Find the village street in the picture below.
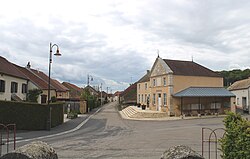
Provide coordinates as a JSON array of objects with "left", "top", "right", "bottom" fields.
[{"left": 15, "top": 102, "right": 226, "bottom": 159}]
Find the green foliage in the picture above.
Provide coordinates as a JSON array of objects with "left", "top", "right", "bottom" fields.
[
  {"left": 51, "top": 96, "right": 57, "bottom": 103},
  {"left": 81, "top": 88, "right": 101, "bottom": 111},
  {"left": 0, "top": 100, "right": 63, "bottom": 130},
  {"left": 27, "top": 88, "right": 42, "bottom": 103},
  {"left": 67, "top": 111, "right": 78, "bottom": 119},
  {"left": 217, "top": 69, "right": 250, "bottom": 87},
  {"left": 219, "top": 112, "right": 250, "bottom": 159}
]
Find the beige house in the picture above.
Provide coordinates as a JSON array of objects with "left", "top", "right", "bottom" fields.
[
  {"left": 228, "top": 77, "right": 250, "bottom": 114},
  {"left": 137, "top": 57, "right": 235, "bottom": 116},
  {"left": 0, "top": 56, "right": 28, "bottom": 101}
]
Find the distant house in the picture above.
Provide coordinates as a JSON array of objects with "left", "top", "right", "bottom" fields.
[
  {"left": 137, "top": 56, "right": 235, "bottom": 116},
  {"left": 113, "top": 91, "right": 123, "bottom": 102},
  {"left": 228, "top": 77, "right": 250, "bottom": 114},
  {"left": 16, "top": 63, "right": 69, "bottom": 103},
  {"left": 83, "top": 85, "right": 99, "bottom": 97},
  {"left": 62, "top": 82, "right": 83, "bottom": 101},
  {"left": 121, "top": 83, "right": 137, "bottom": 104},
  {"left": 0, "top": 56, "right": 28, "bottom": 101}
]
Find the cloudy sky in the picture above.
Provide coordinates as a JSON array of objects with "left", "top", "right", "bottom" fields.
[{"left": 1, "top": 0, "right": 250, "bottom": 91}]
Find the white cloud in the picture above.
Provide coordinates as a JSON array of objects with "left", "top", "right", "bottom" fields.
[{"left": 1, "top": 0, "right": 250, "bottom": 91}]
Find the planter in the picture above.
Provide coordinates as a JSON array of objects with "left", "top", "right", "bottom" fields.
[{"left": 142, "top": 105, "right": 146, "bottom": 110}]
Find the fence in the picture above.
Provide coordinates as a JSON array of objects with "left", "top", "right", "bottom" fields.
[
  {"left": 201, "top": 127, "right": 225, "bottom": 159},
  {"left": 0, "top": 124, "right": 16, "bottom": 157}
]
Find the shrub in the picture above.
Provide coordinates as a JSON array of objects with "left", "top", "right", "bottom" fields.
[{"left": 219, "top": 111, "right": 250, "bottom": 159}]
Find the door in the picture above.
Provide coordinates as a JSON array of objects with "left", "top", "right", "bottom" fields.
[
  {"left": 158, "top": 93, "right": 161, "bottom": 111},
  {"left": 242, "top": 97, "right": 247, "bottom": 110}
]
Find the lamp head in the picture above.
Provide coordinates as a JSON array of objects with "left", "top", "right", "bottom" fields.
[{"left": 54, "top": 48, "right": 61, "bottom": 56}]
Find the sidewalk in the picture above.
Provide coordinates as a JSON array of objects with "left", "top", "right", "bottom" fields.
[
  {"left": 120, "top": 106, "right": 228, "bottom": 121},
  {"left": 16, "top": 111, "right": 94, "bottom": 142}
]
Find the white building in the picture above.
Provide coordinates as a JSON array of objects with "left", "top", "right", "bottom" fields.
[
  {"left": 228, "top": 77, "right": 250, "bottom": 114},
  {"left": 0, "top": 56, "right": 28, "bottom": 101}
]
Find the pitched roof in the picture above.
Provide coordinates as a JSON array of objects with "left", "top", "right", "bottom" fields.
[
  {"left": 164, "top": 59, "right": 220, "bottom": 77},
  {"left": 62, "top": 82, "right": 82, "bottom": 92},
  {"left": 52, "top": 79, "right": 69, "bottom": 91},
  {"left": 62, "top": 82, "right": 82, "bottom": 100},
  {"left": 173, "top": 87, "right": 235, "bottom": 97},
  {"left": 28, "top": 68, "right": 68, "bottom": 92},
  {"left": 138, "top": 70, "right": 150, "bottom": 83},
  {"left": 228, "top": 78, "right": 250, "bottom": 91},
  {"left": 0, "top": 56, "right": 28, "bottom": 80},
  {"left": 15, "top": 65, "right": 50, "bottom": 90},
  {"left": 121, "top": 83, "right": 137, "bottom": 102}
]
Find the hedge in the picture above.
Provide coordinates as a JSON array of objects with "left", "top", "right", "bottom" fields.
[{"left": 0, "top": 100, "right": 64, "bottom": 130}]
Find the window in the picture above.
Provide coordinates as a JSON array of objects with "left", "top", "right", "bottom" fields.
[
  {"left": 11, "top": 82, "right": 18, "bottom": 93},
  {"left": 22, "top": 84, "right": 27, "bottom": 93},
  {"left": 153, "top": 94, "right": 156, "bottom": 104},
  {"left": 236, "top": 98, "right": 239, "bottom": 105},
  {"left": 153, "top": 79, "right": 156, "bottom": 87},
  {"left": 163, "top": 77, "right": 166, "bottom": 86},
  {"left": 0, "top": 80, "right": 5, "bottom": 92},
  {"left": 142, "top": 94, "right": 144, "bottom": 103},
  {"left": 145, "top": 94, "right": 147, "bottom": 102},
  {"left": 138, "top": 84, "right": 140, "bottom": 90},
  {"left": 138, "top": 94, "right": 140, "bottom": 103},
  {"left": 145, "top": 83, "right": 147, "bottom": 90},
  {"left": 163, "top": 93, "right": 167, "bottom": 105}
]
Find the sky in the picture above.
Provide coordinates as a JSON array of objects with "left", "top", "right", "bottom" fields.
[{"left": 0, "top": 0, "right": 250, "bottom": 92}]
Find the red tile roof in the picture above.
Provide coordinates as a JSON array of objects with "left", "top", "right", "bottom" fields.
[
  {"left": 15, "top": 65, "right": 50, "bottom": 90},
  {"left": 62, "top": 82, "right": 82, "bottom": 100},
  {"left": 0, "top": 56, "right": 28, "bottom": 80},
  {"left": 164, "top": 59, "right": 220, "bottom": 77},
  {"left": 31, "top": 69, "right": 68, "bottom": 92}
]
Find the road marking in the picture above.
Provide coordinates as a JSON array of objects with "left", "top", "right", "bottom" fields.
[{"left": 16, "top": 107, "right": 102, "bottom": 143}]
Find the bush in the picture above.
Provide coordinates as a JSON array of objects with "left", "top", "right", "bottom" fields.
[
  {"left": 67, "top": 111, "right": 78, "bottom": 119},
  {"left": 0, "top": 100, "right": 63, "bottom": 130},
  {"left": 219, "top": 112, "right": 250, "bottom": 159}
]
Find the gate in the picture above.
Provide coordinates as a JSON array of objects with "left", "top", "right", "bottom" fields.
[
  {"left": 201, "top": 127, "right": 225, "bottom": 159},
  {"left": 0, "top": 124, "right": 16, "bottom": 156}
]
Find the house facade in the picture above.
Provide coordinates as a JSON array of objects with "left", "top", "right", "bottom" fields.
[
  {"left": 0, "top": 56, "right": 28, "bottom": 101},
  {"left": 137, "top": 57, "right": 235, "bottom": 116},
  {"left": 228, "top": 77, "right": 250, "bottom": 114}
]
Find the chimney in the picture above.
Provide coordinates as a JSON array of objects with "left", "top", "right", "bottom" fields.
[
  {"left": 26, "top": 62, "right": 31, "bottom": 68},
  {"left": 147, "top": 70, "right": 150, "bottom": 74}
]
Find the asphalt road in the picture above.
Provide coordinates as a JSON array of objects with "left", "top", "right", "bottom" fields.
[{"left": 14, "top": 101, "right": 228, "bottom": 159}]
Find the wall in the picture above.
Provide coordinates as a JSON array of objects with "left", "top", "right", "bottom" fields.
[
  {"left": 173, "top": 75, "right": 223, "bottom": 94},
  {"left": 137, "top": 81, "right": 151, "bottom": 105},
  {"left": 230, "top": 89, "right": 249, "bottom": 109},
  {"left": 0, "top": 74, "right": 27, "bottom": 101}
]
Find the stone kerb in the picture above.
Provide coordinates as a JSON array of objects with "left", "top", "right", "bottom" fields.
[{"left": 0, "top": 141, "right": 58, "bottom": 159}]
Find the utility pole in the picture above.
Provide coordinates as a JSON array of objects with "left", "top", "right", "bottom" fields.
[{"left": 100, "top": 83, "right": 103, "bottom": 107}]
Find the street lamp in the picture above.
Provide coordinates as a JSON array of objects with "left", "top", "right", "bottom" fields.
[{"left": 47, "top": 42, "right": 61, "bottom": 130}]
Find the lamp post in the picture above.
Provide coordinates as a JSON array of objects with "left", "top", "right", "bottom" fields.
[
  {"left": 47, "top": 42, "right": 61, "bottom": 130},
  {"left": 87, "top": 74, "right": 93, "bottom": 86}
]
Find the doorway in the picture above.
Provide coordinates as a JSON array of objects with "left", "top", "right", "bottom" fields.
[{"left": 158, "top": 93, "right": 161, "bottom": 111}]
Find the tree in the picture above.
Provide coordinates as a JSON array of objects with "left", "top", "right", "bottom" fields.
[
  {"left": 219, "top": 112, "right": 250, "bottom": 159},
  {"left": 27, "top": 89, "right": 42, "bottom": 103}
]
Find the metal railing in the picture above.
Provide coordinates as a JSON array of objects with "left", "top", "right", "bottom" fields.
[
  {"left": 0, "top": 124, "right": 16, "bottom": 156},
  {"left": 201, "top": 127, "right": 225, "bottom": 159}
]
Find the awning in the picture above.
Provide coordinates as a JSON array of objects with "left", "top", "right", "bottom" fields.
[{"left": 173, "top": 87, "right": 235, "bottom": 97}]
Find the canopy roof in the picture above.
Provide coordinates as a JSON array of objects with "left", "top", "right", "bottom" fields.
[{"left": 173, "top": 87, "right": 235, "bottom": 97}]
